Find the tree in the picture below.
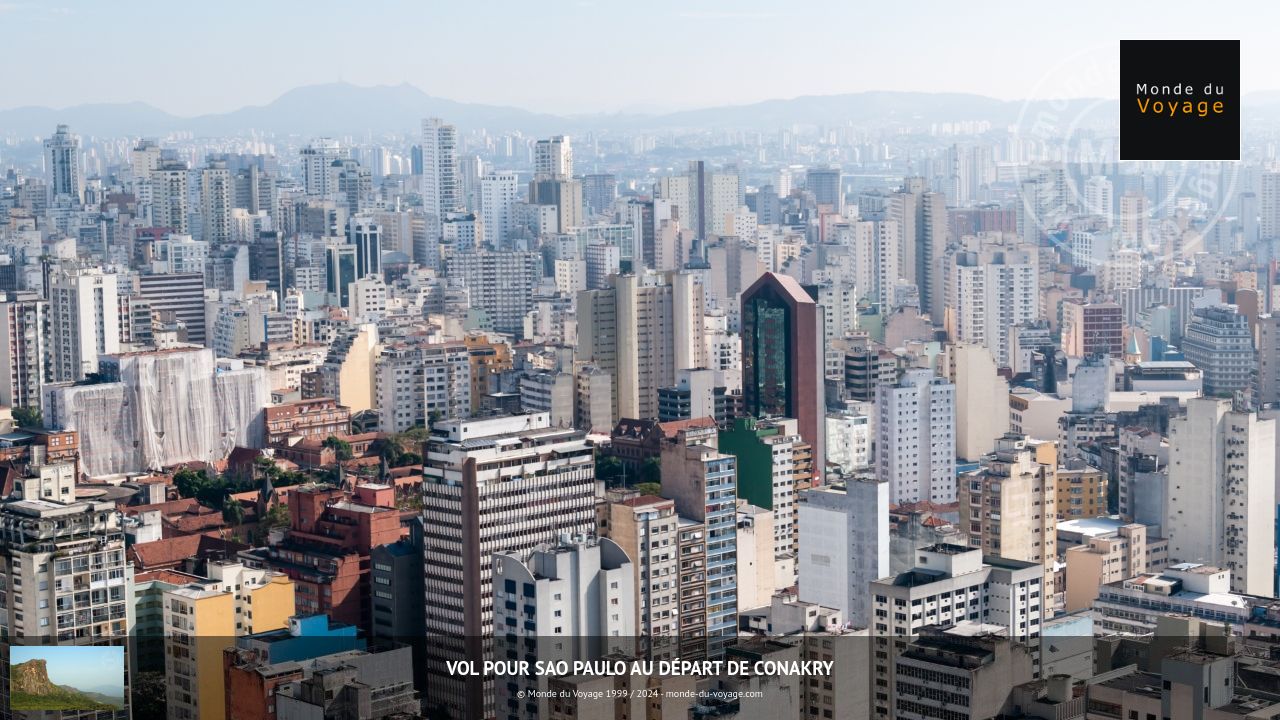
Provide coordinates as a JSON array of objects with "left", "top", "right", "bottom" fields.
[
  {"left": 595, "top": 454, "right": 624, "bottom": 486},
  {"left": 322, "top": 435, "right": 354, "bottom": 461},
  {"left": 263, "top": 503, "right": 290, "bottom": 528},
  {"left": 221, "top": 498, "right": 246, "bottom": 526},
  {"left": 129, "top": 671, "right": 166, "bottom": 720},
  {"left": 12, "top": 406, "right": 41, "bottom": 429},
  {"left": 633, "top": 482, "right": 662, "bottom": 497},
  {"left": 639, "top": 457, "right": 662, "bottom": 485}
]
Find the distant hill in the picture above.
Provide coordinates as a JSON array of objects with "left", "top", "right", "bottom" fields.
[
  {"left": 5, "top": 83, "right": 1280, "bottom": 138},
  {"left": 9, "top": 659, "right": 121, "bottom": 711}
]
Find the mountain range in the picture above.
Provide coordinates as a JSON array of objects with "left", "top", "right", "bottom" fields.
[{"left": 4, "top": 82, "right": 1280, "bottom": 139}]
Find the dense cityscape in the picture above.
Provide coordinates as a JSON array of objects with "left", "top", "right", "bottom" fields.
[{"left": 3, "top": 21, "right": 1280, "bottom": 719}]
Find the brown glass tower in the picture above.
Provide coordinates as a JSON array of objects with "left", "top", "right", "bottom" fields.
[{"left": 740, "top": 272, "right": 825, "bottom": 476}]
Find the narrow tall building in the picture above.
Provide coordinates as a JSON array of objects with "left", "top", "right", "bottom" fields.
[
  {"left": 48, "top": 266, "right": 120, "bottom": 382},
  {"left": 1164, "top": 397, "right": 1276, "bottom": 595},
  {"left": 958, "top": 434, "right": 1058, "bottom": 596},
  {"left": 0, "top": 291, "right": 48, "bottom": 410},
  {"left": 740, "top": 272, "right": 825, "bottom": 474},
  {"left": 420, "top": 118, "right": 459, "bottom": 254},
  {"left": 876, "top": 368, "right": 957, "bottom": 503},
  {"left": 44, "top": 123, "right": 83, "bottom": 203},
  {"left": 578, "top": 271, "right": 705, "bottom": 420},
  {"left": 797, "top": 474, "right": 888, "bottom": 628},
  {"left": 659, "top": 423, "right": 738, "bottom": 656}
]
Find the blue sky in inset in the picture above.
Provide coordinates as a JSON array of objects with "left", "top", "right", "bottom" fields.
[{"left": 10, "top": 646, "right": 124, "bottom": 692}]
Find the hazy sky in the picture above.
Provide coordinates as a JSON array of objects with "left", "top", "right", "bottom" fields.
[
  {"left": 11, "top": 645, "right": 124, "bottom": 692},
  {"left": 0, "top": 0, "right": 1271, "bottom": 115}
]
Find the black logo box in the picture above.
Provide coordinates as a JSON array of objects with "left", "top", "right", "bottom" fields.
[{"left": 1120, "top": 39, "right": 1240, "bottom": 161}]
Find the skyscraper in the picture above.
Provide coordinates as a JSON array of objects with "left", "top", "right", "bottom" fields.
[
  {"left": 805, "top": 166, "right": 841, "bottom": 212},
  {"left": 151, "top": 159, "right": 191, "bottom": 234},
  {"left": 44, "top": 124, "right": 83, "bottom": 203},
  {"left": 420, "top": 413, "right": 596, "bottom": 718},
  {"left": 739, "top": 272, "right": 825, "bottom": 474},
  {"left": 346, "top": 217, "right": 382, "bottom": 279},
  {"left": 1164, "top": 398, "right": 1276, "bottom": 595},
  {"left": 299, "top": 137, "right": 344, "bottom": 196},
  {"left": 1182, "top": 304, "right": 1255, "bottom": 398},
  {"left": 797, "top": 475, "right": 888, "bottom": 628},
  {"left": 944, "top": 233, "right": 1039, "bottom": 368},
  {"left": 48, "top": 266, "right": 120, "bottom": 382},
  {"left": 421, "top": 118, "right": 459, "bottom": 252},
  {"left": 658, "top": 423, "right": 738, "bottom": 655},
  {"left": 877, "top": 368, "right": 957, "bottom": 503},
  {"left": 578, "top": 271, "right": 706, "bottom": 420},
  {"left": 479, "top": 171, "right": 519, "bottom": 248},
  {"left": 201, "top": 160, "right": 233, "bottom": 244},
  {"left": 888, "top": 179, "right": 947, "bottom": 321},
  {"left": 0, "top": 291, "right": 48, "bottom": 410},
  {"left": 534, "top": 135, "right": 573, "bottom": 178}
]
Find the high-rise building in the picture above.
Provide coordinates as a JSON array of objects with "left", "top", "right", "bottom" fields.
[
  {"left": 1182, "top": 304, "right": 1255, "bottom": 398},
  {"left": 492, "top": 537, "right": 634, "bottom": 719},
  {"left": 888, "top": 180, "right": 948, "bottom": 321},
  {"left": 374, "top": 340, "right": 471, "bottom": 432},
  {"left": 805, "top": 166, "right": 842, "bottom": 212},
  {"left": 151, "top": 159, "right": 191, "bottom": 233},
  {"left": 876, "top": 368, "right": 957, "bottom": 504},
  {"left": 135, "top": 271, "right": 207, "bottom": 345},
  {"left": 659, "top": 423, "right": 738, "bottom": 655},
  {"left": 445, "top": 251, "right": 542, "bottom": 335},
  {"left": 421, "top": 413, "right": 596, "bottom": 718},
  {"left": 740, "top": 272, "right": 825, "bottom": 473},
  {"left": 719, "top": 417, "right": 809, "bottom": 570},
  {"left": 942, "top": 342, "right": 1011, "bottom": 462},
  {"left": 346, "top": 217, "right": 382, "bottom": 279},
  {"left": 0, "top": 291, "right": 48, "bottom": 410},
  {"left": 1164, "top": 397, "right": 1276, "bottom": 595},
  {"left": 1084, "top": 175, "right": 1114, "bottom": 225},
  {"left": 44, "top": 123, "right": 83, "bottom": 203},
  {"left": 299, "top": 137, "right": 344, "bottom": 196},
  {"left": 421, "top": 118, "right": 459, "bottom": 247},
  {"left": 958, "top": 434, "right": 1058, "bottom": 595},
  {"left": 597, "top": 491, "right": 683, "bottom": 645},
  {"left": 534, "top": 135, "right": 573, "bottom": 179},
  {"left": 0, "top": 461, "right": 132, "bottom": 719},
  {"left": 479, "top": 171, "right": 519, "bottom": 248},
  {"left": 582, "top": 173, "right": 617, "bottom": 216},
  {"left": 1061, "top": 299, "right": 1124, "bottom": 358},
  {"left": 797, "top": 475, "right": 888, "bottom": 627},
  {"left": 869, "top": 545, "right": 1044, "bottom": 718},
  {"left": 48, "top": 266, "right": 120, "bottom": 382},
  {"left": 1256, "top": 314, "right": 1280, "bottom": 408},
  {"left": 1261, "top": 171, "right": 1280, "bottom": 241},
  {"left": 578, "top": 271, "right": 706, "bottom": 420},
  {"left": 201, "top": 160, "right": 233, "bottom": 244},
  {"left": 944, "top": 233, "right": 1038, "bottom": 368},
  {"left": 1119, "top": 192, "right": 1149, "bottom": 247},
  {"left": 325, "top": 244, "right": 358, "bottom": 308},
  {"left": 162, "top": 562, "right": 295, "bottom": 720}
]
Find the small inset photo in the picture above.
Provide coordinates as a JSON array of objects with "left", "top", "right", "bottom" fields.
[{"left": 9, "top": 646, "right": 125, "bottom": 712}]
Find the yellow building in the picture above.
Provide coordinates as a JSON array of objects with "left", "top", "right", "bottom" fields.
[
  {"left": 464, "top": 333, "right": 513, "bottom": 414},
  {"left": 162, "top": 561, "right": 295, "bottom": 720},
  {"left": 1056, "top": 464, "right": 1108, "bottom": 519},
  {"left": 959, "top": 435, "right": 1058, "bottom": 598}
]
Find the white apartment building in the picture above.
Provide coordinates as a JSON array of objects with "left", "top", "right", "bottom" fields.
[
  {"left": 876, "top": 369, "right": 957, "bottom": 504},
  {"left": 797, "top": 475, "right": 889, "bottom": 628}
]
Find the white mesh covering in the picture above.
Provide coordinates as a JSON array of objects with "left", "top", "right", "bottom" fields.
[{"left": 46, "top": 348, "right": 267, "bottom": 478}]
